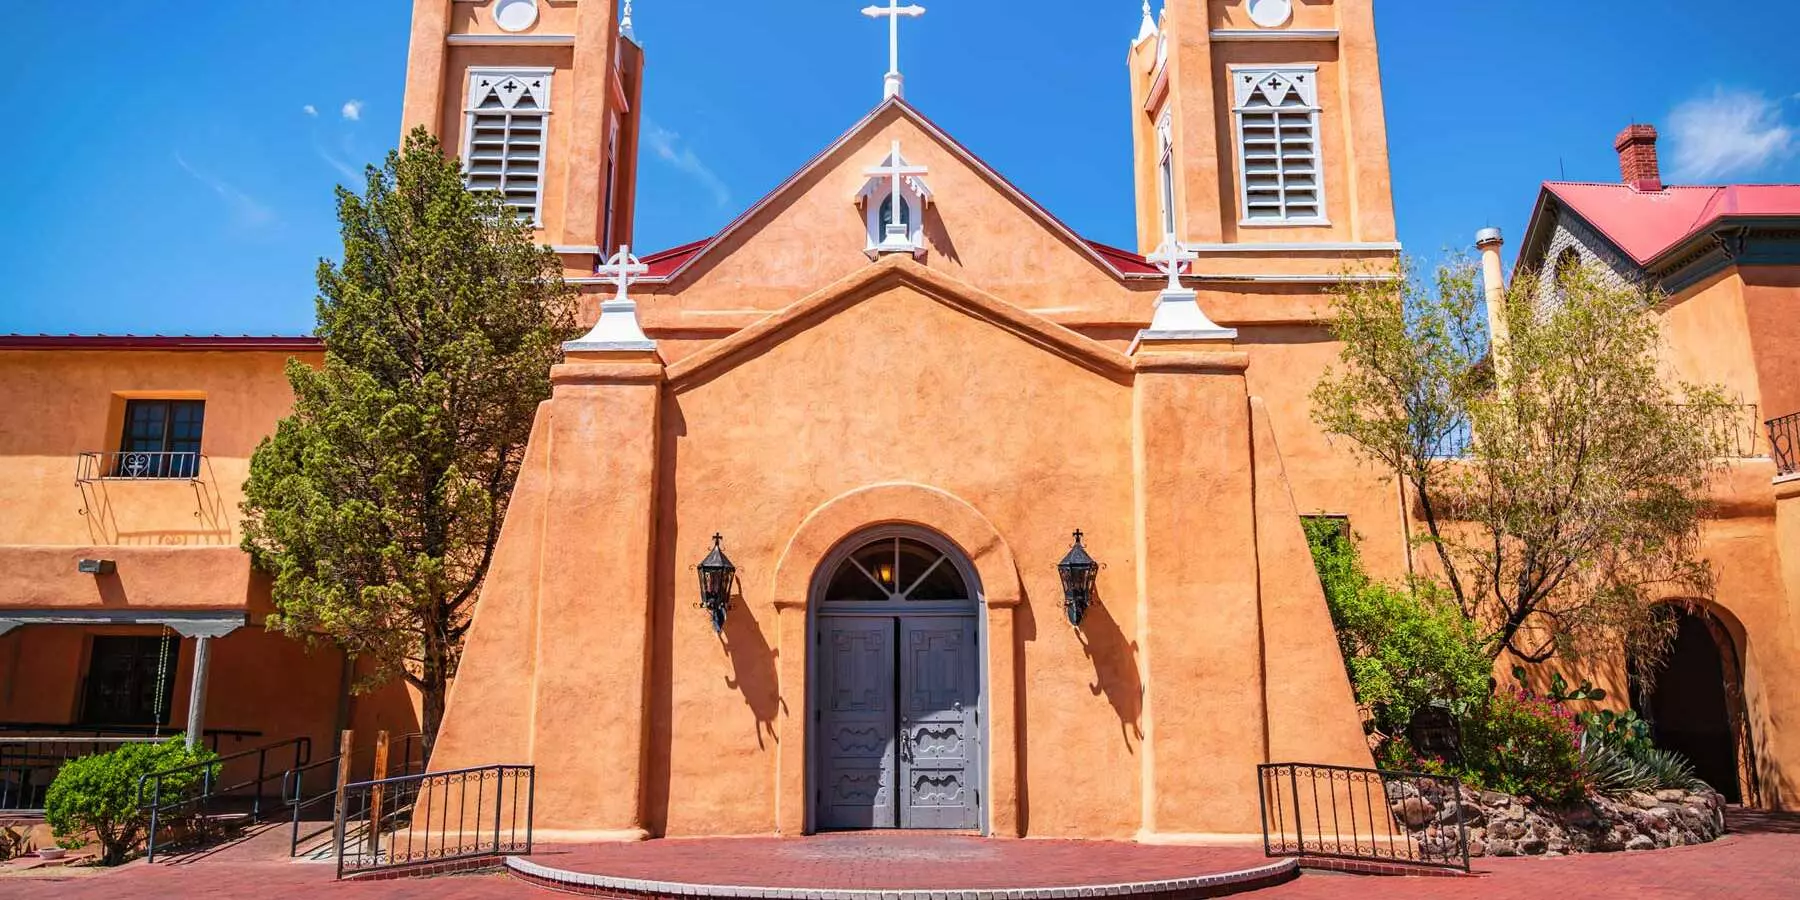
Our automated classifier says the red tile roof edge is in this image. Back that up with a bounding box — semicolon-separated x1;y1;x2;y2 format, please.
0;335;324;351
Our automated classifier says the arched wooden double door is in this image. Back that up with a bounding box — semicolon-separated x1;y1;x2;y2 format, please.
811;530;983;831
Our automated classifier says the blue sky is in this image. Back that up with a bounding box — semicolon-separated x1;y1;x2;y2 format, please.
2;0;1797;336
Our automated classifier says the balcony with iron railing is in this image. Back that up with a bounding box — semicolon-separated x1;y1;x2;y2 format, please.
1771;411;1799;478
75;450;205;483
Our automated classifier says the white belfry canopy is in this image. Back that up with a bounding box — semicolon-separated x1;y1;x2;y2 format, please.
566;245;656;352
862;0;926;99
861;140;931;253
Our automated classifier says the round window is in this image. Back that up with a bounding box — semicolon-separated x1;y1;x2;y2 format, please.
493;0;540;33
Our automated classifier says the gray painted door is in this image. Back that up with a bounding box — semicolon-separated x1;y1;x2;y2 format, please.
897;616;980;829
816;616;897;829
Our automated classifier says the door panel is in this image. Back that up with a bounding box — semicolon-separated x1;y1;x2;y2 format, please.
816;617;897;829
897;616;980;829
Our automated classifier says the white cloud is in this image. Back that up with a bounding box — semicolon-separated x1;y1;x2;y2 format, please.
173;152;276;227
303;104;318;117
341;99;364;122
1665;87;1795;182
643;120;731;208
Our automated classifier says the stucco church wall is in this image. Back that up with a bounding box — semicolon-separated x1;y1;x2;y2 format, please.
653;284;1141;838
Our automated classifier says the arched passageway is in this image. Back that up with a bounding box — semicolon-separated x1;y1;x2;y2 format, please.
1633;609;1746;803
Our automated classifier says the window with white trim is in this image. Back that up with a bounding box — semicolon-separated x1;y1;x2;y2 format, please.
1232;67;1323;225
1156;112;1176;238
464;68;552;226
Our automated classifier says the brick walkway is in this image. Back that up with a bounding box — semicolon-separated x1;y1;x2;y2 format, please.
4;809;1797;899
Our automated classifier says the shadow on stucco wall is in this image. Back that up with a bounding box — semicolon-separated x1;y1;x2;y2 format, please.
721;592;782;750
1075;591;1143;752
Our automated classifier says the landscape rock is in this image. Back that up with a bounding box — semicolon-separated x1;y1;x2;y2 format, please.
1390;784;1725;858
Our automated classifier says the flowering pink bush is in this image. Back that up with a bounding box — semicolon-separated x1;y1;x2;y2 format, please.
1460;690;1590;804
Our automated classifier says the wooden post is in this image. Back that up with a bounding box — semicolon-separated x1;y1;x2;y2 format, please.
331;729;353;864
368;730;389;855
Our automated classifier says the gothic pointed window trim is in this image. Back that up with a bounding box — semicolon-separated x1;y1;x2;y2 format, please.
857;146;932;256
1230;66;1327;227
1156;110;1177;239
464;67;554;227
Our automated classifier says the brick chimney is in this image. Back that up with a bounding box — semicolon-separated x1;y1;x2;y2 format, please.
1614;124;1663;192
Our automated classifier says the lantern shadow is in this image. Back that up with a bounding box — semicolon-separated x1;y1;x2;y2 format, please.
720;586;783;750
1076;594;1143;752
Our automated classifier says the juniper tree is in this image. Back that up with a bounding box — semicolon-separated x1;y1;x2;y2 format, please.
242;128;576;750
1311;257;1734;672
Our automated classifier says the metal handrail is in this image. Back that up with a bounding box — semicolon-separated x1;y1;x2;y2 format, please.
1770;411;1798;477
136;736;310;863
1;737;162;815
1258;761;1471;873
282;733;425;858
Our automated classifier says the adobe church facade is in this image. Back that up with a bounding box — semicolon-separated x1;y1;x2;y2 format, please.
415;0;1396;839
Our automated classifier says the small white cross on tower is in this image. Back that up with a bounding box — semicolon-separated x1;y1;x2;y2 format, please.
1146;235;1198;294
862;0;926;100
566;245;656;352
1134;234;1237;347
864;140;930;252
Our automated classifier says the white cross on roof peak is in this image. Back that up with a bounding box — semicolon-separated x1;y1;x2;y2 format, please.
1146;236;1199;293
862;0;926;100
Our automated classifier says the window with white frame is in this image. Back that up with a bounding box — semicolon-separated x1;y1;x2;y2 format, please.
465;68;552;226
1156;111;1176;238
1232;67;1323;225
602;115;620;250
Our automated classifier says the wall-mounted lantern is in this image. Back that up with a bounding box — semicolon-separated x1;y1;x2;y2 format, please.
695;533;737;633
1057;530;1100;627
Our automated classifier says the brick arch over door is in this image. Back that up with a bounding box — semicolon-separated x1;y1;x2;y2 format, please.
769;482;1024;836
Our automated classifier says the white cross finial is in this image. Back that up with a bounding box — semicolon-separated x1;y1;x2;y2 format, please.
566;245;655;352
862;0;926;100
620;0;636;40
1147;235;1199;293
600;244;651;302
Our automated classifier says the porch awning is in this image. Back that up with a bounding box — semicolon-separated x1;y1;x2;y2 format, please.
0;609;245;638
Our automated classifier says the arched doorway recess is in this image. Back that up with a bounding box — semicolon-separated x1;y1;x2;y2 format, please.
1632;607;1756;804
809;526;984;831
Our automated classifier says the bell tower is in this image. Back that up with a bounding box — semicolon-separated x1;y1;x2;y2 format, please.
1127;0;1397;259
400;0;645;267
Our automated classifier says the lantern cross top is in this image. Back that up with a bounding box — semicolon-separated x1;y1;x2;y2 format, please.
862;0;926;99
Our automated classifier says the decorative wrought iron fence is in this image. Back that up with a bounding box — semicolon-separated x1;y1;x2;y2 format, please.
1771;411;1799;477
334;764;534;879
1259;762;1471;873
76;450;203;481
0;727;259;815
137;736;311;862
1692;403;1764;459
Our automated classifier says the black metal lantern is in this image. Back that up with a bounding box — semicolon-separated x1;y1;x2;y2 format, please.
696;533;736;633
1057;530;1100;626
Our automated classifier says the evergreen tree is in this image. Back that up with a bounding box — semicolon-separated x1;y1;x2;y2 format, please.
242;128;576;750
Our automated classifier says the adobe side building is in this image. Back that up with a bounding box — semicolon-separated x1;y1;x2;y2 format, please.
1;0;1796;836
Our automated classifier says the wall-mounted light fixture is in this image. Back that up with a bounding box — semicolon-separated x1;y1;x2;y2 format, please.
695;534;737;633
1056;531;1100;626
77;559;116;575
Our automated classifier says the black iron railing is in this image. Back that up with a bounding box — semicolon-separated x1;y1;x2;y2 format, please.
1259;762;1471;873
137;736;311;862
0;727;261;815
1771;411;1799;477
283;733;425;858
334;764;534;879
76;450;204;482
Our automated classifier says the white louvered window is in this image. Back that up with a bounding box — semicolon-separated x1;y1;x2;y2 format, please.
1232;67;1324;225
464;68;553;226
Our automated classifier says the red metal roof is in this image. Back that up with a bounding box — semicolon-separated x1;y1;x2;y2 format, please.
0;335;323;351
1545;182;1800;266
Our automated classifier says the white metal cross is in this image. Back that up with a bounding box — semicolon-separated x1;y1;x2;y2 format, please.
864;140;929;240
1147;235;1199;293
862;0;926;99
598;245;650;302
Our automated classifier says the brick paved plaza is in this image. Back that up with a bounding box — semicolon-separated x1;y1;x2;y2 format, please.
4;809;1797;900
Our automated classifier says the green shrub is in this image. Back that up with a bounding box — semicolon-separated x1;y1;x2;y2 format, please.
1581;739;1659;796
44;737;218;865
1303;518;1492;733
1461;692;1588;804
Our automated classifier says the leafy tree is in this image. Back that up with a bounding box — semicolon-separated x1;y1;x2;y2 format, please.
46;738;217;865
1304;518;1492;734
242;127;576;750
1311;258;1733;671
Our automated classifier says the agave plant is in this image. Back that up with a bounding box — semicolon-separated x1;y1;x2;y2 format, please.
1582;738;1659;796
1636;747;1708;792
